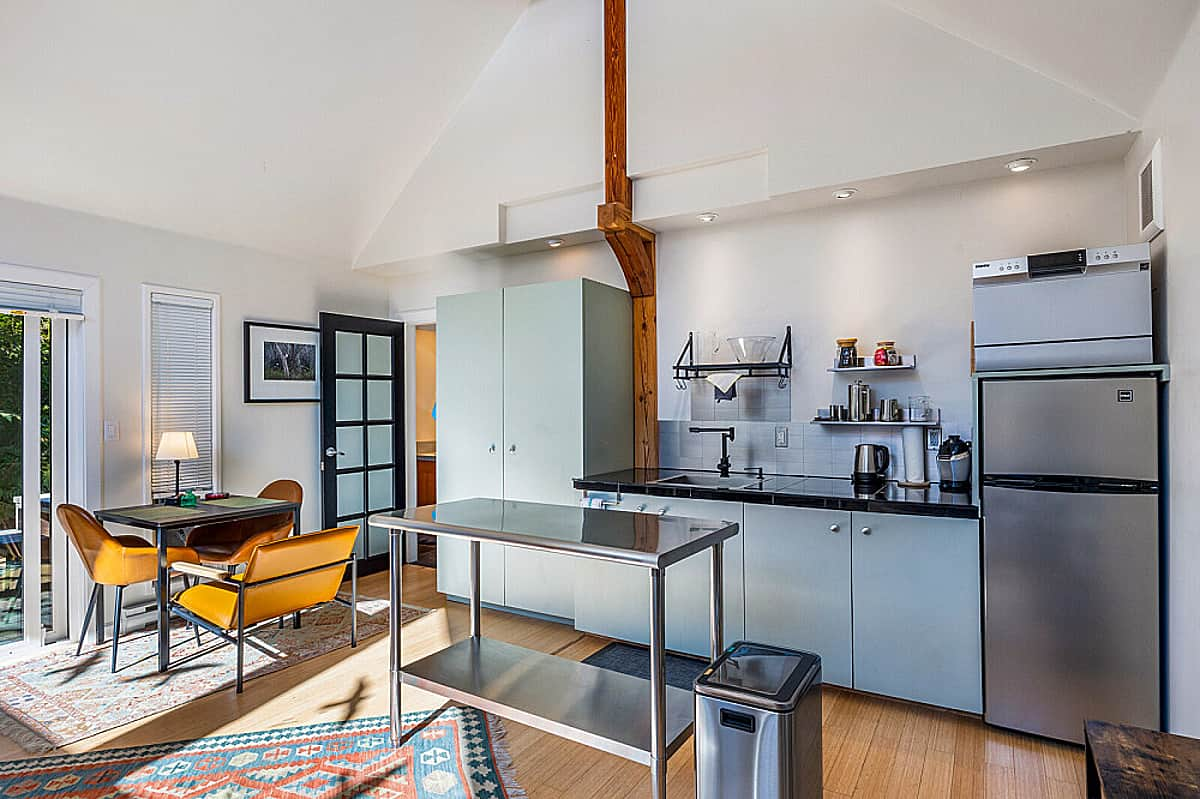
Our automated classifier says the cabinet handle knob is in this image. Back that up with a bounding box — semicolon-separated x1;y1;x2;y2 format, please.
488;443;496;453
861;527;872;536
829;524;840;533
636;504;648;512
508;444;517;453
658;507;669;516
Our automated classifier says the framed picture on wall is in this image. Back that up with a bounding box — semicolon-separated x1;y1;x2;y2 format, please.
244;321;320;403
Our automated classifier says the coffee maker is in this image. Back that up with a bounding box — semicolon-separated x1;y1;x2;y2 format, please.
936;435;972;491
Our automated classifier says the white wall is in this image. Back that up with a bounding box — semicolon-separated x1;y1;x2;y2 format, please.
1124;7;1200;737
392;159;1127;441
0;193;391;534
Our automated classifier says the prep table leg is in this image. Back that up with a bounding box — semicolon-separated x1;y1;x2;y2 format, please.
649;567;667;799
156;526;169;672
468;540;481;639
710;540;725;661
389;530;404;744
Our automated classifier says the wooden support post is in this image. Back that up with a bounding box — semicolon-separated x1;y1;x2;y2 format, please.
601;0;658;470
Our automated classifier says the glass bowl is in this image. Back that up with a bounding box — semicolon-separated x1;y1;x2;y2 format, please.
726;335;778;363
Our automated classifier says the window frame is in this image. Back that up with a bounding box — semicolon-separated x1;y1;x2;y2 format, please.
141;284;221;502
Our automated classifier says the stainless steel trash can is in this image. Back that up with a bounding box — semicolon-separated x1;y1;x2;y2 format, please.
694;641;822;799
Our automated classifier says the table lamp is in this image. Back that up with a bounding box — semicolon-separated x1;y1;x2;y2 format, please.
155;431;198;499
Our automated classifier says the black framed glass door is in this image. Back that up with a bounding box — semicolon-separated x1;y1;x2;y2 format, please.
319;313;405;574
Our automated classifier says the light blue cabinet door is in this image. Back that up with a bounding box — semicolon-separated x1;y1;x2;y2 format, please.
851;512;982;712
501;281;583;617
435;289;505;604
743;505;853;687
573;494;744;657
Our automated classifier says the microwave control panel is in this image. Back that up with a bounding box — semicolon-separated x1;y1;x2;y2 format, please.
972;256;1028;280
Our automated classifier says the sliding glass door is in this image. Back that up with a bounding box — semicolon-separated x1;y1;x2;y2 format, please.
0;313;68;649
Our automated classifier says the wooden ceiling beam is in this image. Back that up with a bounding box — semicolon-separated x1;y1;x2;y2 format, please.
600;0;658;470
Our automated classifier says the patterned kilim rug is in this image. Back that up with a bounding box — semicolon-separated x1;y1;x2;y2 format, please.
0;706;522;798
0;598;433;754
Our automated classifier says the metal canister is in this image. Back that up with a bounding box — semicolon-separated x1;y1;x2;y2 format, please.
848;381;872;422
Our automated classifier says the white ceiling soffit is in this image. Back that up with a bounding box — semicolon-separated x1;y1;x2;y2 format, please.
883;0;1200;119
0;0;529;262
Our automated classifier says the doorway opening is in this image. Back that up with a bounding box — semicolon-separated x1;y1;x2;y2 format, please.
414;324;437;567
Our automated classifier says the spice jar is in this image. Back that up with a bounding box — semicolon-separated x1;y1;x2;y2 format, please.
874;341;899;367
836;338;859;369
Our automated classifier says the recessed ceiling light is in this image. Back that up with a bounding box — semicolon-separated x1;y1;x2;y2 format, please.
546;238;565;248
697;212;719;224
833;188;858;200
1005;158;1038;173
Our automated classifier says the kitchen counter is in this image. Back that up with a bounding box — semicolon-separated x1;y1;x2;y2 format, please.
574;469;978;519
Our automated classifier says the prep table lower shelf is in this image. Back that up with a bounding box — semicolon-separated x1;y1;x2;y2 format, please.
402;636;695;765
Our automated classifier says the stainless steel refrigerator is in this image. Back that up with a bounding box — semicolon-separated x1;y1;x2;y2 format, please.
981;375;1160;744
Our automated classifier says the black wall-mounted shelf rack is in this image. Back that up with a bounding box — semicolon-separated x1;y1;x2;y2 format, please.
673;325;792;388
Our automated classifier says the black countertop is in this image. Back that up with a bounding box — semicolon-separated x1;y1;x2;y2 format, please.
574;469;978;519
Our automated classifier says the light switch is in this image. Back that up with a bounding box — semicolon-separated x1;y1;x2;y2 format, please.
103;420;119;441
775;426;789;448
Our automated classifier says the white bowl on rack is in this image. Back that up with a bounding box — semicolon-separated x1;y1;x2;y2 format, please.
726;335;777;363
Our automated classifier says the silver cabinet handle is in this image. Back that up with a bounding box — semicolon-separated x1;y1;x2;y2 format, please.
508;444;517;453
829;524;840;533
636;504;648;512
658;507;669;516
324;446;344;458
861;527;872;536
488;443;496;453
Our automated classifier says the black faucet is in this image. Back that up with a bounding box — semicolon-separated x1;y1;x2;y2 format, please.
689;426;736;477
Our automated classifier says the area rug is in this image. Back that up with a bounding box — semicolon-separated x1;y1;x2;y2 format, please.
582;642;709;691
0;705;523;798
0;598;433;754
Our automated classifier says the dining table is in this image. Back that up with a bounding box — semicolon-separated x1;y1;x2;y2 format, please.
94;495;302;672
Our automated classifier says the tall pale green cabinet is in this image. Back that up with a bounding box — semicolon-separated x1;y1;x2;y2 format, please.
435;278;634;619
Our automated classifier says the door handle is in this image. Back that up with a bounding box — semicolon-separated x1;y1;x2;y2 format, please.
324;447;344;458
829;524;840;533
861;527;872;536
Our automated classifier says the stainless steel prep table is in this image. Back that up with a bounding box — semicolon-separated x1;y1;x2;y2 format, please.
370;498;739;799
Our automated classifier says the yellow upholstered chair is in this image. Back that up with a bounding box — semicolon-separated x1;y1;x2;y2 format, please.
57;504;201;672
185;480;302;566
169;525;359;692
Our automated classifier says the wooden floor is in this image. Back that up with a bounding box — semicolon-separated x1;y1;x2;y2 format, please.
1;565;1087;797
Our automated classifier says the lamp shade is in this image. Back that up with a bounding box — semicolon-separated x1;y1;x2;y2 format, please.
155;431;199;461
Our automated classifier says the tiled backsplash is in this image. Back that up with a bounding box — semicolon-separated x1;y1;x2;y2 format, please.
659;419;952;481
689;378;791;422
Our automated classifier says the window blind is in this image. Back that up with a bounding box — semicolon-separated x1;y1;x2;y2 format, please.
0;279;84;318
150;292;215;496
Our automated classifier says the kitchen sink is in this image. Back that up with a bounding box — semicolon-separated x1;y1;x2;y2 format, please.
649;473;761;490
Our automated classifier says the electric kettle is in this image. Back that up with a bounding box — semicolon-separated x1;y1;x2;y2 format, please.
852;443;890;485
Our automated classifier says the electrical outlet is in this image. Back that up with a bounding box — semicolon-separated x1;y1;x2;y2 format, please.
926;428;942;451
775;426;789;448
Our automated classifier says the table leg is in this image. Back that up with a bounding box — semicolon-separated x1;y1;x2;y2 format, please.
468;540;481;639
710;540;725;661
649;567;667;799
156;525;169;672
389;529;404;745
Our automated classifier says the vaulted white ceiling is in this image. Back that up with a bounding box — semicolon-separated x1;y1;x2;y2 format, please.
0;0;528;261
1;0;1196;264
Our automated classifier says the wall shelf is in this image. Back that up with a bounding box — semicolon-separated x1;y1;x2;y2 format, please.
828;355;917;373
673;326;792;389
810;418;940;427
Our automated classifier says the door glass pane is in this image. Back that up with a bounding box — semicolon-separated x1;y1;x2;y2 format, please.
336;427;363;469
342;516;367;558
367;425;393;466
337;472;363;517
366;335;392;376
335;380;363;422
335;331;363;374
368;468;394;511
368;520;390;558
367;381;392;421
0;315;23;645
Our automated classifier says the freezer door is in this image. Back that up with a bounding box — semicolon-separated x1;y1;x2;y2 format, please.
983;486;1159;743
982;377;1158;481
